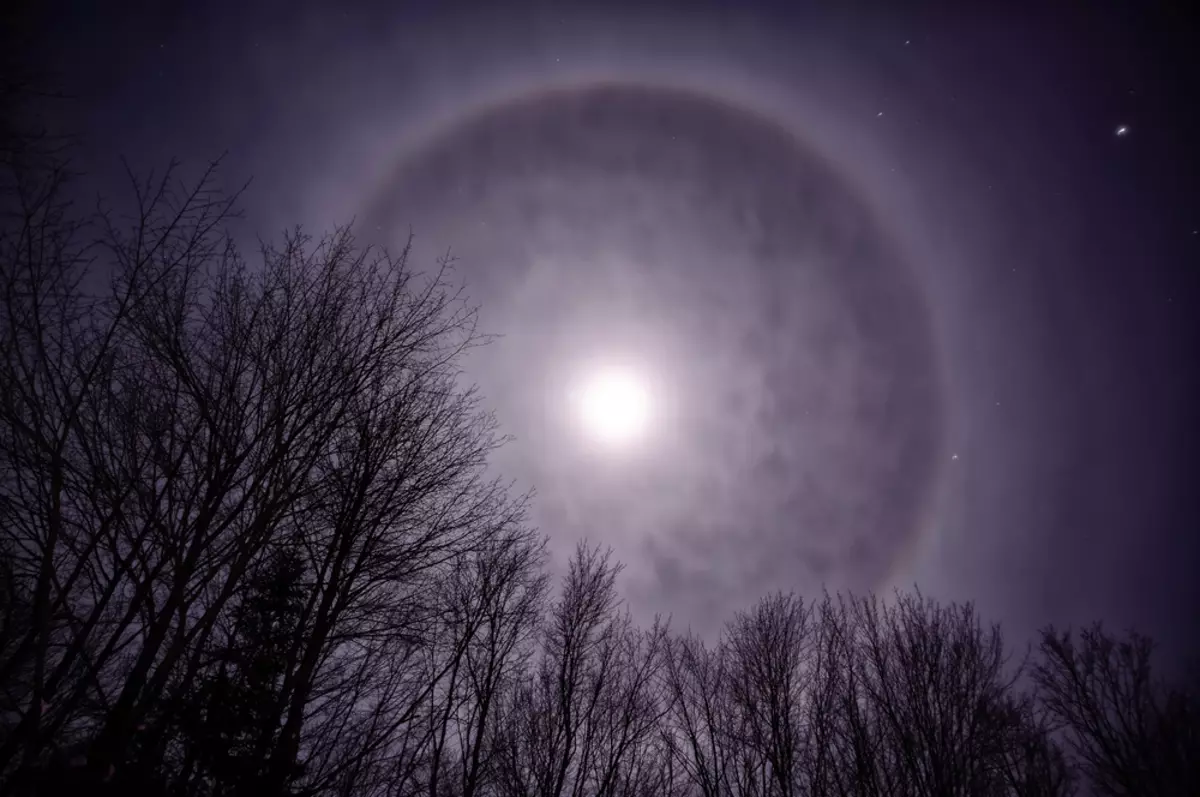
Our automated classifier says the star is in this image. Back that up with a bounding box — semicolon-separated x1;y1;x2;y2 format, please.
1115;124;1130;137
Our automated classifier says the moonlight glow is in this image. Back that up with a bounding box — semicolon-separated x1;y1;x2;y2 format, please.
575;367;652;446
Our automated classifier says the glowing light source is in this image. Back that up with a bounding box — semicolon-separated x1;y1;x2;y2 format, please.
575;367;652;446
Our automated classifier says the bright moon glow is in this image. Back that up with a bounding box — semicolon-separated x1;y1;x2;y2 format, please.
576;368;652;446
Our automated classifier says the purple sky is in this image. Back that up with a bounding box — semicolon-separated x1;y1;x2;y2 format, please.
25;0;1200;660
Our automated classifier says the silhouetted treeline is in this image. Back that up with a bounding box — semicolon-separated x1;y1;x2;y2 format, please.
2;74;1198;797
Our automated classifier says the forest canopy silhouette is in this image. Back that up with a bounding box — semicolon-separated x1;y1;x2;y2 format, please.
1;56;1199;797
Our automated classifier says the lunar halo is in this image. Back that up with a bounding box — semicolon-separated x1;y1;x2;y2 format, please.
360;77;947;619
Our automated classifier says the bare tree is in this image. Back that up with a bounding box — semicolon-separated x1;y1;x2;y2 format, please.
0;154;242;781
661;591;1077;797
844;591;1027;796
721;592;812;797
991;690;1076;797
377;518;546;797
1033;624;1200;797
663;631;733;797
489;543;670;797
0;116;549;797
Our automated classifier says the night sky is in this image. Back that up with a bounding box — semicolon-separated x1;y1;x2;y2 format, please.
18;1;1200;660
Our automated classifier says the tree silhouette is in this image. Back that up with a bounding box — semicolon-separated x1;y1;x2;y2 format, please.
489;543;671;797
0;105;531;790
1033;624;1200;797
161;543;309;795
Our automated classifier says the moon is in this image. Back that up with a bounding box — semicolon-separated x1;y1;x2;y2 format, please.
574;366;653;447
